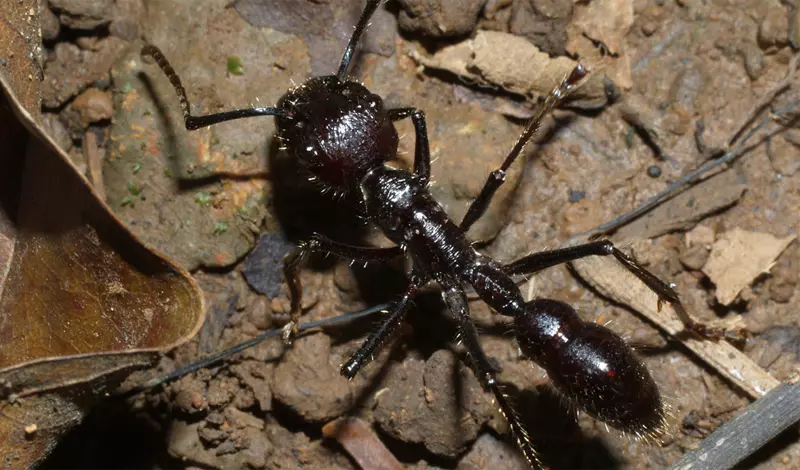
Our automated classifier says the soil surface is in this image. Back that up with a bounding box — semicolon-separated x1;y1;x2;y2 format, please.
37;0;799;469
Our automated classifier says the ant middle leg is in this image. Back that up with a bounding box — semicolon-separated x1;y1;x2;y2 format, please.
441;282;540;469
502;239;746;343
141;45;290;130
388;107;431;183
281;233;402;343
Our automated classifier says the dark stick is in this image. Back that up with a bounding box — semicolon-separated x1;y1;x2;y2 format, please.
574;99;800;240
120;303;392;396
667;383;800;470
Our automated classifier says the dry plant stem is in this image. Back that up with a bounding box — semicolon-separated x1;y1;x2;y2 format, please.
667;383;800;470
582;53;799;238
83;130;106;201
121;302;392;396
727;53;799;146
580;98;800;239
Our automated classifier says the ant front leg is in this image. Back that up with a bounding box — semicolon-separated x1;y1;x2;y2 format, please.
141;45;289;130
388;108;431;183
440;281;541;469
281;234;402;343
503;239;747;344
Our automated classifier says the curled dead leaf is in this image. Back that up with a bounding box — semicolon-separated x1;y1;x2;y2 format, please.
410;30;613;110
0;16;205;465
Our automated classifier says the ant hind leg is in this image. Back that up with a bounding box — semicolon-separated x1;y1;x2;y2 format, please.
502;239;748;345
441;282;541;469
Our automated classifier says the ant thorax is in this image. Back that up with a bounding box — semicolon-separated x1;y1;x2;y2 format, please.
275;76;397;189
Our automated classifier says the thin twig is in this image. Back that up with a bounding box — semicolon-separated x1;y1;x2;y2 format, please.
574;99;800;240
727;53;799;145
119;303;392;397
667;383;800;470
83;130;106;201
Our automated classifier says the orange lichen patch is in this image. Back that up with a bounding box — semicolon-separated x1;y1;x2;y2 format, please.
214;250;235;266
120;88;139;113
146;132;160;157
129;123;147;140
194;132;211;162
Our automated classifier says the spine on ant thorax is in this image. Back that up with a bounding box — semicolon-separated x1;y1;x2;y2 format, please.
359;166;478;281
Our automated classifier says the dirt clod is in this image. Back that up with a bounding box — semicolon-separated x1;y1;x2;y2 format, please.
374;350;494;458
70;87;112;125
758;3;790;50
49;0;115;30
40;4;61;41
397;0;485;37
457;434;528;470
272;334;354;422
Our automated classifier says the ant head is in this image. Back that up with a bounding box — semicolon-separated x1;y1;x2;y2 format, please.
275;76;398;190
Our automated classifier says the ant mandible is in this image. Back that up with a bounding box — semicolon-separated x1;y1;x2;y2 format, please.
141;1;735;467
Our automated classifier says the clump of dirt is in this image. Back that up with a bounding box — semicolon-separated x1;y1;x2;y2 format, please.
36;0;800;469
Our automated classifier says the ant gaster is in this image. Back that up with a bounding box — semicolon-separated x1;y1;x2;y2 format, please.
142;1;738;466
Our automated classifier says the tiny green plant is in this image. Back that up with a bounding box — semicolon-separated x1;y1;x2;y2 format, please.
195;191;213;207
213;221;228;235
227;56;245;76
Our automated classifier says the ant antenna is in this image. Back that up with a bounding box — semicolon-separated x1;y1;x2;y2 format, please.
141;45;291;130
337;0;382;81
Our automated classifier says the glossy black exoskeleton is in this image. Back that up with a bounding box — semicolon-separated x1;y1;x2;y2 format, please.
141;1;734;466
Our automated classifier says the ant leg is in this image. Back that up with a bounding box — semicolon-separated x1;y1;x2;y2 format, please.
460;64;588;232
503;239;746;344
441;282;540;469
337;0;382;80
388;107;431;183
141;45;289;130
282;233;402;343
341;279;421;379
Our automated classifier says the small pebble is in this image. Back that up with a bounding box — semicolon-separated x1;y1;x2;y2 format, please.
647;165;662;178
641;21;658;36
71;88;113;126
568;189;586;203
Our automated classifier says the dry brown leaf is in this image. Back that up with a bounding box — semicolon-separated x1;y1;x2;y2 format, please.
566;0;634;89
410;30;612;109
703;228;797;306
0;5;205;465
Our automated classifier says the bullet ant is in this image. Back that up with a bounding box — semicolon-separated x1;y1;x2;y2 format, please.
141;0;742;467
